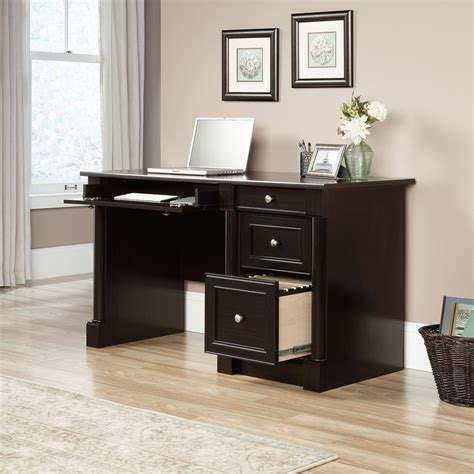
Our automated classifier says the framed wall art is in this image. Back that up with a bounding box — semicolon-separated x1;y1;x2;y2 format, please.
222;28;279;101
292;10;353;88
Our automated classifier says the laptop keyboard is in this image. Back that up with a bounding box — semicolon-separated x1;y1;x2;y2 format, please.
187;168;241;174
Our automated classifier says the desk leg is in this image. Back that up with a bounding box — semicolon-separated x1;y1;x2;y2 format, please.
86;207;185;348
86;206;107;347
217;356;242;375
311;216;327;362
302;359;323;392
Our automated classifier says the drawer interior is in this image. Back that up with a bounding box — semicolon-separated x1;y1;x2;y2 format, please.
205;273;312;365
248;274;312;294
250;275;312;362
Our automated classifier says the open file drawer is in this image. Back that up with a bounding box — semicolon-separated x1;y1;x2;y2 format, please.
204;274;312;365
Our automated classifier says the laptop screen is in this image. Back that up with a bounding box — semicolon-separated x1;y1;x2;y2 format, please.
188;118;254;169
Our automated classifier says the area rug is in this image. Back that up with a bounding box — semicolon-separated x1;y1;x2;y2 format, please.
0;375;337;473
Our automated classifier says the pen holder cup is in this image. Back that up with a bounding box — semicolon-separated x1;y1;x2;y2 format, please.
300;152;313;177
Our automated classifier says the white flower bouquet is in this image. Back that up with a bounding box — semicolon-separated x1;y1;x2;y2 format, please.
338;95;387;145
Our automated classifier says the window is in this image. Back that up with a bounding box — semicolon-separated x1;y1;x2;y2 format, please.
30;0;101;208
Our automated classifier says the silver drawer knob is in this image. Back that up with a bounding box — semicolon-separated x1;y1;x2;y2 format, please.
234;314;243;323
264;194;274;204
270;238;280;248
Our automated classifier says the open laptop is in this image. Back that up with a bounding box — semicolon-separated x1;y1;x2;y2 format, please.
148;117;254;176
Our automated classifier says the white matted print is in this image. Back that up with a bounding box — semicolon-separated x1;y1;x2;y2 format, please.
222;29;279;101
228;38;270;93
298;21;344;79
292;11;353;88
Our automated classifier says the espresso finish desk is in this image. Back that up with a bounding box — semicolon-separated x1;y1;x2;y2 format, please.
67;170;415;392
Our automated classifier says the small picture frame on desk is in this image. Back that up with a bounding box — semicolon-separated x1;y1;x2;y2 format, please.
306;144;346;179
440;296;474;337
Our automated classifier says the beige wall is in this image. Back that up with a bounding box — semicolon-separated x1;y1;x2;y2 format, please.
157;0;473;324
144;0;161;166
31;208;93;249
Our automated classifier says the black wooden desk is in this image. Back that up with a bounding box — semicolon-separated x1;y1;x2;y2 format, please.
68;170;415;392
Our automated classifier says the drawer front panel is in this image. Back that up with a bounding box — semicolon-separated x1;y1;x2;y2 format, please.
236;186;307;214
205;274;278;364
240;214;311;274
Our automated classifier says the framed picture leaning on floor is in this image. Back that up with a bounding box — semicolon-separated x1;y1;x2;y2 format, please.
440;296;474;337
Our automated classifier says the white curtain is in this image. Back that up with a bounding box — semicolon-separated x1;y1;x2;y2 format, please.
0;0;32;287
100;0;145;170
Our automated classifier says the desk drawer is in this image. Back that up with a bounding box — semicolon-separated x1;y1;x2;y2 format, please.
205;274;312;365
240;213;311;274
236;186;306;214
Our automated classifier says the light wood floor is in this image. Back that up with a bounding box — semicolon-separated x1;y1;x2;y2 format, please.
1;277;473;473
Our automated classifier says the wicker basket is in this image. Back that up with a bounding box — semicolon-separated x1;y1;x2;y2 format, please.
419;324;474;407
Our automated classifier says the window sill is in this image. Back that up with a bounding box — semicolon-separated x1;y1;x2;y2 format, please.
30;192;86;210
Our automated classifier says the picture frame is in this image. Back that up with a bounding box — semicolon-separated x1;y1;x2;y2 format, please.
222;28;279;101
291;10;353;88
305;144;346;179
440;296;474;337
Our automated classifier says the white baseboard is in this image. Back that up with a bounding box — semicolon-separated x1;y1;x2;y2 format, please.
404;322;432;372
31;244;431;372
185;291;205;333
31;243;94;280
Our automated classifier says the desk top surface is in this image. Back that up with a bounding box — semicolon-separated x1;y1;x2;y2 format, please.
82;169;415;189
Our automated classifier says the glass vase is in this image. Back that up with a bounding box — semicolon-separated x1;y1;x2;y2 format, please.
344;141;374;181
